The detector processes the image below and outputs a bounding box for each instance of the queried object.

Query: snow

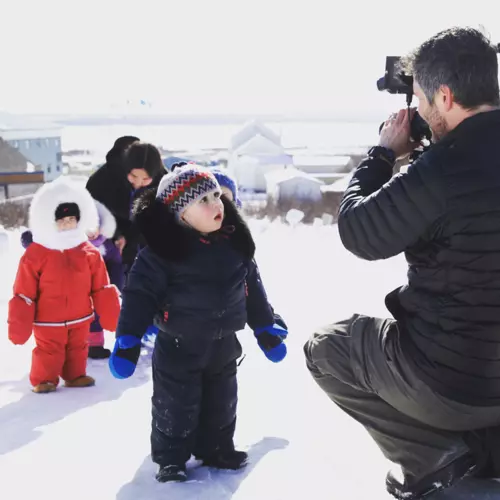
[0,220,408,500]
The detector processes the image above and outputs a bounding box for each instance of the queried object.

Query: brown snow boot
[32,382,57,394]
[64,375,95,388]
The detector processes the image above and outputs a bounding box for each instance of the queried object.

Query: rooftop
[0,138,30,172]
[265,166,324,185]
[230,119,282,151]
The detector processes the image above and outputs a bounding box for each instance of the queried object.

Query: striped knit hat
[156,165,220,218]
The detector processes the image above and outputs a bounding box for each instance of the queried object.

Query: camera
[377,56,432,144]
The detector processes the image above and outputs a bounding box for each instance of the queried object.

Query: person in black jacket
[86,137,165,275]
[304,27,500,499]
[108,165,288,483]
[86,136,139,260]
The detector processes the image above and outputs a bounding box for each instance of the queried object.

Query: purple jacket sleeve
[102,239,125,291]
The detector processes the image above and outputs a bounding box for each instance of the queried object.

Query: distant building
[265,166,324,204]
[227,120,292,192]
[0,138,42,199]
[292,155,354,183]
[0,112,63,182]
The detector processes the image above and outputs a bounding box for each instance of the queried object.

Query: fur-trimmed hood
[95,200,117,239]
[29,177,99,251]
[133,188,255,262]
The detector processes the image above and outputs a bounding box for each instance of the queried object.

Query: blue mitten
[109,335,142,379]
[254,324,288,363]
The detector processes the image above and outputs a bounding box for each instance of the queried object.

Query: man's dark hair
[123,141,165,179]
[401,27,500,108]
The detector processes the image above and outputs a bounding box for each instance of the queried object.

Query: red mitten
[8,295,35,345]
[92,285,120,332]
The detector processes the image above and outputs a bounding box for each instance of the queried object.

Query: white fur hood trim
[29,177,99,251]
[95,200,116,239]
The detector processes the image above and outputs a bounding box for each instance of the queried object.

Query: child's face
[56,216,78,232]
[221,186,234,201]
[87,229,100,240]
[181,190,224,233]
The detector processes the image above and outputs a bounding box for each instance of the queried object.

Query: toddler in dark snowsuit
[109,165,288,483]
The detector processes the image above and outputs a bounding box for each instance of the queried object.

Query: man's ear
[437,85,454,112]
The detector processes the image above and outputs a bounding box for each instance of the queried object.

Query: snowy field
[0,219,417,500]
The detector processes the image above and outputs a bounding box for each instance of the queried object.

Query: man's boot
[386,453,477,499]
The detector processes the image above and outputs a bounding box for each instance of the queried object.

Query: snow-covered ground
[0,220,409,500]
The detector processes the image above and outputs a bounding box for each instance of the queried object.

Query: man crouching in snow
[304,28,500,499]
[7,178,121,394]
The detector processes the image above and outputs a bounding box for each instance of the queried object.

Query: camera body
[377,56,432,144]
[377,56,413,95]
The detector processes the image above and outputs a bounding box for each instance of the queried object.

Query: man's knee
[304,331,320,375]
[303,316,356,377]
[303,331,325,368]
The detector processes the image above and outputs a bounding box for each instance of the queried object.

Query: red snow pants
[30,324,90,387]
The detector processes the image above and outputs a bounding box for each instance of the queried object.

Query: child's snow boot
[32,382,57,394]
[64,375,95,388]
[155,464,187,483]
[88,345,111,359]
[201,450,248,470]
[88,326,110,359]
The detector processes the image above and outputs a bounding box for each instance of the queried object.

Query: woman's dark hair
[105,135,140,163]
[123,141,165,179]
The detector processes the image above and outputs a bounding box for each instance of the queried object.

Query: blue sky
[1,0,499,117]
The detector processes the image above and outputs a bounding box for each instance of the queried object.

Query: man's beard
[426,105,449,141]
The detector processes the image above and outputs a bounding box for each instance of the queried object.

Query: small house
[265,167,324,204]
[227,120,290,192]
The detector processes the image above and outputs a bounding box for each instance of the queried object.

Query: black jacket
[116,191,275,343]
[86,149,133,239]
[338,109,500,407]
[86,148,162,268]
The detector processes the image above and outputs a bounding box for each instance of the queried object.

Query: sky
[1,0,500,117]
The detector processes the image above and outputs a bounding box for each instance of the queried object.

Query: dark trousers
[151,331,242,467]
[304,314,500,482]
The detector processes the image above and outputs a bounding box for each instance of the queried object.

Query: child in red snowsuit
[8,178,121,393]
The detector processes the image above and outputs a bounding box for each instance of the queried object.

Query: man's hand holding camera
[379,108,420,160]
